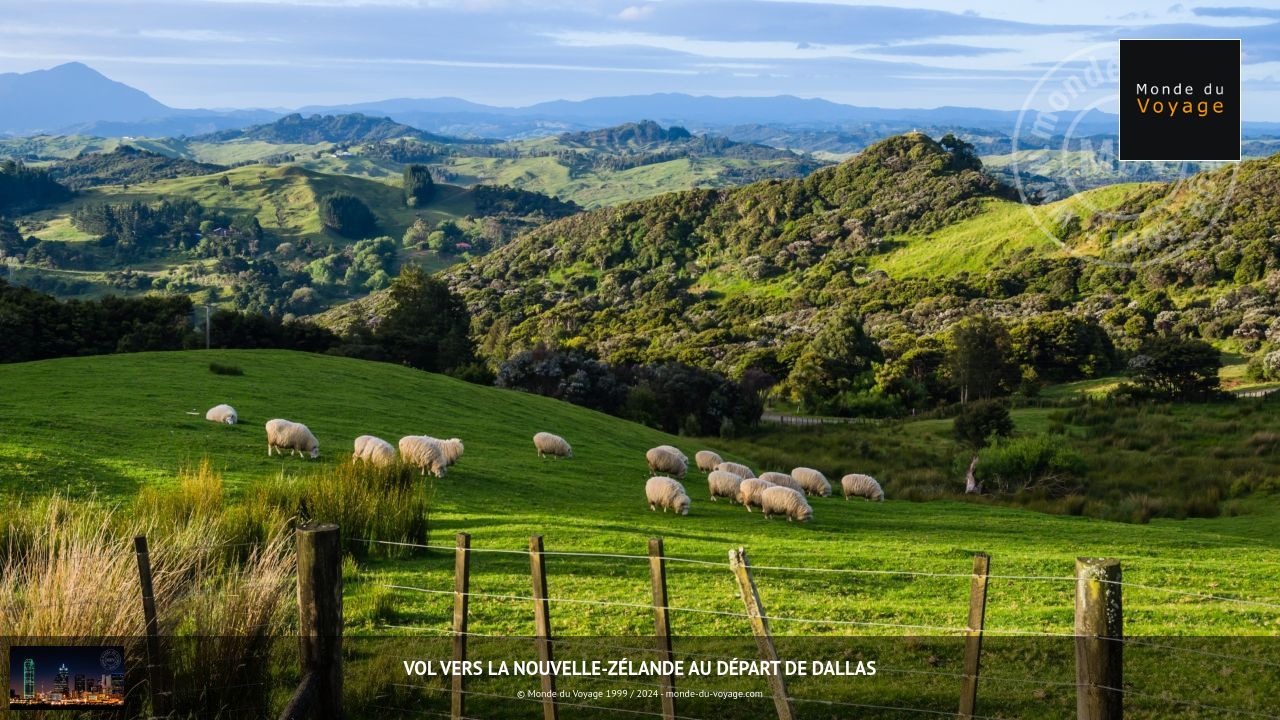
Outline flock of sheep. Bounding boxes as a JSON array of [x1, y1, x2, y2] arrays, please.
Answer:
[[641, 446, 883, 523], [204, 407, 882, 524], [206, 404, 465, 476]]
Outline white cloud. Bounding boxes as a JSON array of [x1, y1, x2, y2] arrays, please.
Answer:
[[618, 5, 653, 21]]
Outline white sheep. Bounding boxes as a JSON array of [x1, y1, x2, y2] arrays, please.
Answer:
[[791, 467, 832, 497], [760, 486, 813, 522], [439, 438, 465, 466], [533, 432, 573, 459], [646, 446, 688, 478], [399, 435, 449, 477], [716, 461, 755, 479], [205, 404, 238, 425], [695, 450, 724, 473], [841, 473, 884, 502], [265, 419, 319, 459], [656, 445, 689, 464], [759, 471, 804, 493], [707, 470, 743, 503], [645, 476, 691, 515], [353, 435, 396, 467], [737, 477, 776, 512]]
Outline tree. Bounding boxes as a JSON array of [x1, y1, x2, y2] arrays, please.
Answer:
[[318, 192, 377, 239], [787, 307, 881, 412], [953, 399, 1014, 493], [403, 164, 434, 207], [402, 217, 431, 248], [1127, 336, 1221, 401], [944, 314, 1020, 403], [373, 265, 476, 372]]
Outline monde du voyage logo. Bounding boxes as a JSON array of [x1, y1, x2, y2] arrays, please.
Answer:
[[1120, 39, 1241, 161]]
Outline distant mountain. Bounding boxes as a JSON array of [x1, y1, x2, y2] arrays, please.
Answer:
[[61, 110, 283, 139], [305, 94, 1123, 139], [195, 113, 472, 145], [0, 63, 173, 134], [48, 146, 225, 190]]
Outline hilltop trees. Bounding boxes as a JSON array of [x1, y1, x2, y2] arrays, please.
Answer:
[[318, 192, 377, 239], [372, 265, 476, 373], [0, 160, 72, 215], [402, 164, 434, 207]]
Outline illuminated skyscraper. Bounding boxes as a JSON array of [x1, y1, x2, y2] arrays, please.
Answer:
[[23, 658, 35, 699], [54, 664, 70, 696], [74, 674, 85, 697]]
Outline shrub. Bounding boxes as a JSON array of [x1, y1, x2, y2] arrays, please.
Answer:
[[971, 435, 1087, 496]]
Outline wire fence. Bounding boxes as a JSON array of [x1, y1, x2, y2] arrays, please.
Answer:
[[11, 530, 1278, 720], [358, 534, 1280, 720]]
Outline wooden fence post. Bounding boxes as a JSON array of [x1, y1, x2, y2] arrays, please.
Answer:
[[452, 533, 471, 720], [648, 538, 677, 720], [1075, 558, 1122, 720], [958, 552, 990, 719], [134, 535, 168, 718], [295, 523, 343, 720], [728, 547, 795, 720], [529, 535, 558, 720]]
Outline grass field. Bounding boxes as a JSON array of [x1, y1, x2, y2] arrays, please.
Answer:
[[1, 349, 1278, 641], [3, 350, 1277, 718]]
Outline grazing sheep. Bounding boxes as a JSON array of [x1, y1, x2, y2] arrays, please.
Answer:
[[759, 471, 804, 493], [399, 435, 449, 477], [645, 476, 691, 515], [265, 419, 319, 459], [716, 461, 756, 479], [707, 470, 743, 503], [439, 438, 465, 466], [760, 486, 813, 522], [646, 446, 688, 478], [353, 435, 396, 467], [841, 474, 884, 502], [737, 477, 776, 512], [656, 445, 689, 463], [205, 404, 238, 425], [533, 432, 573, 459], [791, 467, 832, 497], [695, 450, 723, 473]]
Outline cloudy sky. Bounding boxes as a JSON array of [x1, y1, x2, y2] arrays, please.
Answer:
[[1, 0, 1279, 117]]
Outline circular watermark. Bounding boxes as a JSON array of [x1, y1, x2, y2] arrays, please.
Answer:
[[99, 648, 123, 672], [1011, 42, 1238, 270]]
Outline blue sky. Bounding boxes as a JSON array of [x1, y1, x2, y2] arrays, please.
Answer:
[[1, 0, 1279, 117]]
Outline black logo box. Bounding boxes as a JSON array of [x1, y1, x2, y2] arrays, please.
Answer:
[[1119, 39, 1241, 162]]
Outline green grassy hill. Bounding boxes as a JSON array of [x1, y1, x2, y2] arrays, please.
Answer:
[[23, 163, 473, 247], [1, 349, 1277, 642]]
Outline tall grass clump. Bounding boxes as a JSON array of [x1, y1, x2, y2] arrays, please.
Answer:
[[1, 461, 299, 717], [252, 460, 430, 558]]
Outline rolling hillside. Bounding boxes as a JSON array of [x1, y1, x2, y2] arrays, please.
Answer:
[[5, 164, 533, 307], [1, 349, 1277, 646], [20, 163, 472, 247], [441, 133, 1280, 410]]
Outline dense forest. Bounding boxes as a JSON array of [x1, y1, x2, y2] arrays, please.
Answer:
[[0, 160, 72, 214], [49, 146, 225, 189]]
